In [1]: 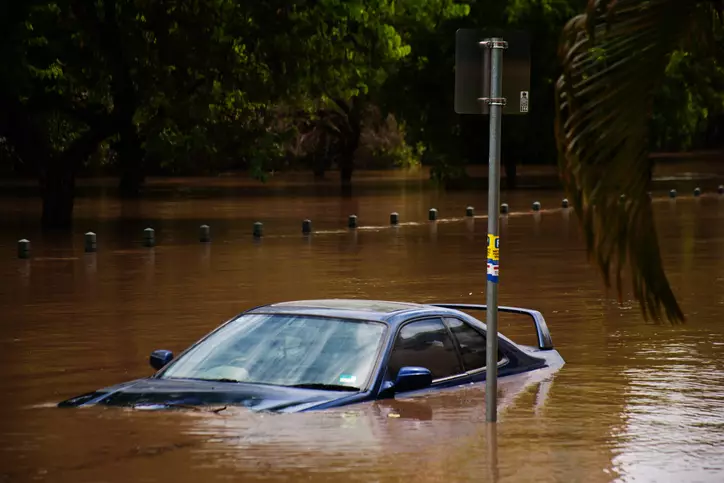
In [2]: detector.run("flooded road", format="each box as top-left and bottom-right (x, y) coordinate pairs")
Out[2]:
(1, 172), (723, 482)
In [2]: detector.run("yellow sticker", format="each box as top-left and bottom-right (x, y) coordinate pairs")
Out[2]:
(487, 234), (500, 261)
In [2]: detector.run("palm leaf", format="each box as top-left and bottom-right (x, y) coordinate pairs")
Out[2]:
(554, 0), (721, 324)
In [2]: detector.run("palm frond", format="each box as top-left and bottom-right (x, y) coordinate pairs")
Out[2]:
(554, 0), (719, 324)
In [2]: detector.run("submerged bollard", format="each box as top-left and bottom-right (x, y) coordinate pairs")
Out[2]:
(500, 203), (509, 214)
(17, 239), (30, 259)
(669, 189), (677, 198)
(348, 215), (358, 229)
(718, 185), (724, 195)
(562, 199), (569, 208)
(84, 232), (97, 253)
(199, 225), (210, 243)
(143, 228), (155, 247)
(428, 208), (438, 221)
(532, 201), (541, 212)
(390, 212), (399, 225)
(253, 222), (263, 238)
(694, 187), (702, 197)
(466, 206), (475, 217)
(302, 219), (312, 235)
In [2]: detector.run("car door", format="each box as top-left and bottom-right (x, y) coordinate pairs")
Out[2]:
(442, 317), (508, 383)
(384, 317), (470, 395)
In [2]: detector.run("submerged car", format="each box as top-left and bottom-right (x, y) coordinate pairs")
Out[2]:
(58, 299), (564, 413)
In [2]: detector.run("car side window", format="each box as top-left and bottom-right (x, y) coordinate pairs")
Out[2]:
(387, 318), (463, 381)
(444, 317), (488, 371)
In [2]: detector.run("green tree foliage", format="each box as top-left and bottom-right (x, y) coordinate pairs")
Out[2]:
(1, 1), (117, 227)
(274, 0), (470, 187)
(1, 0), (723, 238)
(0, 0), (473, 224)
(1, 0), (274, 226)
(384, 0), (587, 186)
(649, 27), (724, 151)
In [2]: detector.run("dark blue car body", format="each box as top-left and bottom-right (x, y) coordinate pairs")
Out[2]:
(58, 299), (565, 413)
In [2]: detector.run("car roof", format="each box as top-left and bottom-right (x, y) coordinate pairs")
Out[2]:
(241, 299), (530, 353)
(245, 299), (450, 324)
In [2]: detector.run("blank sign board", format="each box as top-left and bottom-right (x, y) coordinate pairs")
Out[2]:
(454, 29), (531, 115)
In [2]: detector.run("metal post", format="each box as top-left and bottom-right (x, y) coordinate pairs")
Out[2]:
(481, 37), (506, 423)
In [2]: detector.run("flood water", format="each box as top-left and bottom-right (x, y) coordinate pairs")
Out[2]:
(1, 169), (724, 482)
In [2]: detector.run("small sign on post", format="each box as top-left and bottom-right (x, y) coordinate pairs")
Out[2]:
(454, 29), (531, 424)
(519, 91), (529, 113)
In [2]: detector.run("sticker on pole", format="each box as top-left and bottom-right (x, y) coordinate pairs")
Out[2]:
(520, 91), (529, 113)
(487, 234), (500, 260)
(487, 234), (500, 283)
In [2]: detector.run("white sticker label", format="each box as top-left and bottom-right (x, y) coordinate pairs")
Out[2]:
(520, 91), (529, 112)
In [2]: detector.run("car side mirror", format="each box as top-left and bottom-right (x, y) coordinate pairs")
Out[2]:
(394, 366), (433, 392)
(150, 349), (174, 370)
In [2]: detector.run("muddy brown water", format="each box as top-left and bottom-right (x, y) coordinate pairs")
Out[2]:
(1, 172), (723, 482)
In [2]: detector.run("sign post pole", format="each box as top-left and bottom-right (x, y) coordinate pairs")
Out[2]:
(454, 28), (528, 423)
(481, 37), (506, 423)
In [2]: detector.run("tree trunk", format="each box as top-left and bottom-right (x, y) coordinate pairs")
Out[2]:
(340, 156), (354, 185)
(1, 96), (78, 230)
(334, 97), (363, 195)
(40, 159), (76, 230)
(38, 114), (115, 231)
(313, 135), (332, 179)
(339, 138), (358, 196)
(117, 128), (145, 197)
(313, 163), (326, 179)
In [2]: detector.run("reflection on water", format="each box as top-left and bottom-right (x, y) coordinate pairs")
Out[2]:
(1, 176), (723, 482)
(613, 338), (724, 481)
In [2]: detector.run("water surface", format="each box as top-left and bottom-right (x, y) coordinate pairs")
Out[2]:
(1, 173), (723, 482)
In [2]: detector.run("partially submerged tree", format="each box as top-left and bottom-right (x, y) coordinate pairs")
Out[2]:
(554, 0), (723, 323)
(0, 1), (118, 229)
(1, 0), (472, 224)
(0, 0), (278, 228)
(280, 0), (470, 189)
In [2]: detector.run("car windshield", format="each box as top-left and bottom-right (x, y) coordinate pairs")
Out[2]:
(159, 313), (386, 390)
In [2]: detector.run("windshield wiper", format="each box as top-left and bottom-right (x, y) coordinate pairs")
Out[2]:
(170, 377), (241, 383)
(288, 383), (360, 392)
(169, 378), (359, 391)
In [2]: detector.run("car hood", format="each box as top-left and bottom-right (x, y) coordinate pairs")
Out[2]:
(57, 378), (359, 413)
